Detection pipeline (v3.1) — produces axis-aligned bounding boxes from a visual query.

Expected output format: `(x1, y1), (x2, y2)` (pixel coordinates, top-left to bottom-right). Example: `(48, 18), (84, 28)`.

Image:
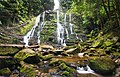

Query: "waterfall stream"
(23, 0), (79, 47)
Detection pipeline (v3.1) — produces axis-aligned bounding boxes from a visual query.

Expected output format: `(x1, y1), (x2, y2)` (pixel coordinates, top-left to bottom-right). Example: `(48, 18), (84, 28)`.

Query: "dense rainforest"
(0, 0), (120, 77)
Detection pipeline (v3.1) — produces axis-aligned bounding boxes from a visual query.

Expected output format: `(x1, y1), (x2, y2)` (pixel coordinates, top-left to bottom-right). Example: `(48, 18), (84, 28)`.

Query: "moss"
(0, 58), (20, 70)
(49, 60), (65, 66)
(39, 54), (52, 61)
(59, 63), (67, 70)
(89, 57), (116, 75)
(14, 49), (36, 60)
(20, 63), (37, 77)
(62, 71), (73, 77)
(59, 63), (76, 73)
(0, 68), (11, 76)
(0, 47), (20, 56)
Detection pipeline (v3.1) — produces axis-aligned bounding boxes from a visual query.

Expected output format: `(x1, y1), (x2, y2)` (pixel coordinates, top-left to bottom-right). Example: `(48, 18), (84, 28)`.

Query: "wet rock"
(36, 47), (42, 52)
(65, 48), (77, 54)
(89, 57), (116, 75)
(14, 48), (36, 60)
(62, 46), (76, 50)
(19, 61), (38, 77)
(0, 68), (11, 76)
(10, 74), (19, 77)
(53, 49), (64, 55)
(116, 67), (120, 77)
(78, 53), (84, 57)
(40, 44), (54, 50)
(48, 69), (57, 75)
(40, 73), (51, 77)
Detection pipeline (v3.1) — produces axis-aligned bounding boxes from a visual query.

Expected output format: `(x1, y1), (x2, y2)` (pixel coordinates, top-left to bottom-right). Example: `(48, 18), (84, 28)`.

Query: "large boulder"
(19, 61), (38, 77)
(0, 58), (20, 70)
(0, 68), (11, 76)
(14, 48), (36, 60)
(89, 57), (116, 75)
(0, 47), (20, 56)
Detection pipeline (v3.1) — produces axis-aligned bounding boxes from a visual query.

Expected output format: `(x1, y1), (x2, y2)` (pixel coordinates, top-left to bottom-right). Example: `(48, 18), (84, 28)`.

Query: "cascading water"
(64, 13), (69, 39)
(77, 65), (94, 74)
(37, 12), (46, 45)
(23, 14), (41, 47)
(54, 0), (66, 46)
(53, 0), (61, 11)
(23, 0), (79, 47)
(23, 12), (45, 47)
(69, 13), (74, 34)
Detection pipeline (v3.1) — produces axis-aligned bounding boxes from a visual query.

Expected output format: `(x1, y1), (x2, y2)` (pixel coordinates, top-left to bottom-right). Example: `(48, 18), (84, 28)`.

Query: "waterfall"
(23, 12), (46, 47)
(53, 0), (61, 11)
(37, 12), (45, 44)
(69, 13), (74, 34)
(64, 13), (69, 39)
(23, 14), (41, 47)
(54, 0), (66, 46)
(23, 0), (80, 47)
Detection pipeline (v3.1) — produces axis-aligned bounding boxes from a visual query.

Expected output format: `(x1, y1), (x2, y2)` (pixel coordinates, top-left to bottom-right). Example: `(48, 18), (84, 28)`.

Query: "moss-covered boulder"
(38, 54), (52, 61)
(14, 48), (36, 60)
(0, 68), (11, 76)
(0, 58), (20, 70)
(0, 47), (20, 56)
(89, 57), (116, 75)
(20, 61), (38, 77)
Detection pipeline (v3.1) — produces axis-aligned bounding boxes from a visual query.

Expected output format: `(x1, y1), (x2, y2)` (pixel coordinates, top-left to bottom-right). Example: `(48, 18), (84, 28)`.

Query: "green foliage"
(68, 0), (120, 34)
(0, 0), (53, 26)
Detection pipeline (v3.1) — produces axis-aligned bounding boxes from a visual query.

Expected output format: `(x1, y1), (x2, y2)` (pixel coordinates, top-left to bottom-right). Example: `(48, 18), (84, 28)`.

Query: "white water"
(37, 12), (45, 44)
(54, 0), (66, 46)
(23, 12), (46, 47)
(23, 14), (41, 47)
(64, 13), (69, 39)
(53, 0), (61, 11)
(69, 13), (74, 34)
(77, 65), (94, 74)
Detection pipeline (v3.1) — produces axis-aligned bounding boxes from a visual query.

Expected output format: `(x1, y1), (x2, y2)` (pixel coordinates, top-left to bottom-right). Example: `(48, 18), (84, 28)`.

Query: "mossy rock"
(20, 61), (37, 77)
(89, 57), (116, 75)
(59, 63), (76, 72)
(0, 47), (20, 56)
(0, 58), (20, 70)
(14, 48), (36, 60)
(62, 71), (73, 77)
(38, 54), (52, 61)
(49, 60), (66, 67)
(0, 68), (11, 76)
